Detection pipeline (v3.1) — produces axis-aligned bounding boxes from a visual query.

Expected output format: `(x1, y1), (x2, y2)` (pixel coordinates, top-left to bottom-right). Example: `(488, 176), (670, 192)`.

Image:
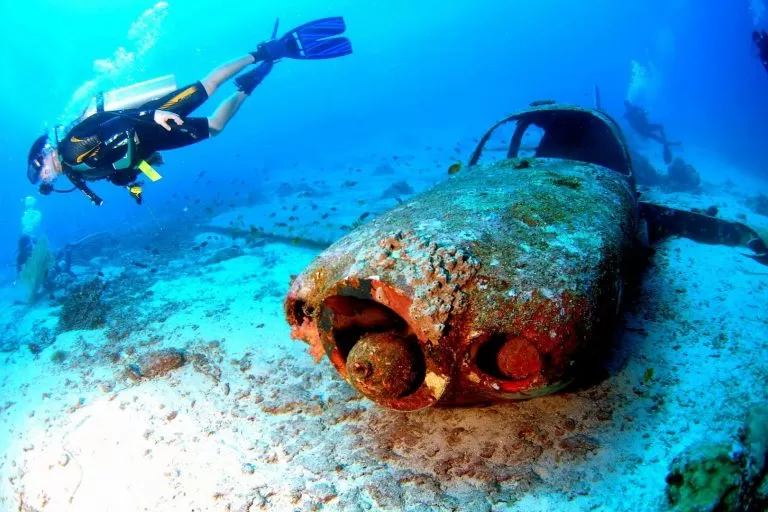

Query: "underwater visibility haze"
(0, 0), (768, 510)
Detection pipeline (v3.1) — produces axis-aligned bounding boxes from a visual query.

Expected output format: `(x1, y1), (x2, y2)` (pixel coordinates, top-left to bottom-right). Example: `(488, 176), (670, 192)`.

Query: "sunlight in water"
(751, 0), (766, 25)
(57, 1), (170, 131)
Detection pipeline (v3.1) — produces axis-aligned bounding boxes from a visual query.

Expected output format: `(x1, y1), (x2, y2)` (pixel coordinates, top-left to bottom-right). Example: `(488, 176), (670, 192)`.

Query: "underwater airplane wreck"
(285, 102), (768, 411)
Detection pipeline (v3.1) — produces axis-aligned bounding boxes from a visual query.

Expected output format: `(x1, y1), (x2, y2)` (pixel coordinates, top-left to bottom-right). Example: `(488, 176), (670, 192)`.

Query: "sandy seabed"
(1, 148), (767, 512)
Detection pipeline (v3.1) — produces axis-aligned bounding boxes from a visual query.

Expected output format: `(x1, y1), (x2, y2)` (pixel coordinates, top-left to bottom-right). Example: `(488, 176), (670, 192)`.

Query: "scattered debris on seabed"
(0, 149), (767, 511)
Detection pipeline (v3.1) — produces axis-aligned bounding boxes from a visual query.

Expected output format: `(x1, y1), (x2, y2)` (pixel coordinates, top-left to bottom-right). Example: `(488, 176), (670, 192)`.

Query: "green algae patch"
(551, 176), (584, 189)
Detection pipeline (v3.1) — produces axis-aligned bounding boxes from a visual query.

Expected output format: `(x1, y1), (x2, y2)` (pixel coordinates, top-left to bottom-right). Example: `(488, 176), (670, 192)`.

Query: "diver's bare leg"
(200, 55), (256, 96)
(208, 92), (248, 136)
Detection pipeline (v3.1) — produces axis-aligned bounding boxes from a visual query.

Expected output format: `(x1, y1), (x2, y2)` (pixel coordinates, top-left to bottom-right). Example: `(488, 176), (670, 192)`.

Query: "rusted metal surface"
(284, 103), (768, 411)
(286, 106), (639, 411)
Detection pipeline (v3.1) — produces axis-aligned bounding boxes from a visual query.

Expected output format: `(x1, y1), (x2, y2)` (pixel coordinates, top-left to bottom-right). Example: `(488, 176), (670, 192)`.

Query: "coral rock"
(127, 348), (185, 380)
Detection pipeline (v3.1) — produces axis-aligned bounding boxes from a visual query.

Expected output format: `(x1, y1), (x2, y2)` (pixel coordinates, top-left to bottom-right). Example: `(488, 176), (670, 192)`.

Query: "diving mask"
(26, 134), (61, 185)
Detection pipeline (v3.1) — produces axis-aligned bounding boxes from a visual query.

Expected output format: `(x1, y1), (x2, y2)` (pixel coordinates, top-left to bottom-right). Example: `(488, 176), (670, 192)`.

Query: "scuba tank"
(80, 75), (177, 119)
(55, 76), (176, 206)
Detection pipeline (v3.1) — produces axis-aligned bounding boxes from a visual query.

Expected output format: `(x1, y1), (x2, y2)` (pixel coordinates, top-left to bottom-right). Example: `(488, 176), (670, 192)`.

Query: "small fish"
(359, 212), (370, 221)
(321, 213), (330, 219)
(200, 241), (208, 248)
(276, 222), (288, 227)
(448, 162), (462, 175)
(132, 261), (149, 268)
(643, 367), (654, 383)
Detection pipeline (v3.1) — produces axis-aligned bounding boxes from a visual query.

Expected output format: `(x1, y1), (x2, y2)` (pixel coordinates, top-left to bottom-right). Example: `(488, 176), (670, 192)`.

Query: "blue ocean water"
(1, 0), (766, 266)
(1, 1), (768, 510)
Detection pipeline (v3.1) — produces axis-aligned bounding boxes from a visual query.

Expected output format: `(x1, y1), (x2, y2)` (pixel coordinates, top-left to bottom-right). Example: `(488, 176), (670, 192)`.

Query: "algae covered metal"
(284, 102), (767, 411)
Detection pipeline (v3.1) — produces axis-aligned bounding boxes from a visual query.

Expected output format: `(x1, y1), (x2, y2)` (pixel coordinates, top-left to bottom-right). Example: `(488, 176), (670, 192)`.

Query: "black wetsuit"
(623, 101), (668, 144)
(623, 100), (679, 164)
(58, 82), (210, 187)
(754, 31), (768, 75)
(16, 235), (34, 273)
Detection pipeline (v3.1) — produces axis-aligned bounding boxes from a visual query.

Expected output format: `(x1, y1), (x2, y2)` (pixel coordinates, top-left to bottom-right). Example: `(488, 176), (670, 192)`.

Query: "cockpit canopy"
(468, 103), (633, 177)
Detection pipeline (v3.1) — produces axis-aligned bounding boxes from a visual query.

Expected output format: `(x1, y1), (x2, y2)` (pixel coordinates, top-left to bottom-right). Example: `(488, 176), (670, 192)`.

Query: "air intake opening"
(323, 295), (426, 400)
(475, 333), (542, 381)
(324, 296), (410, 360)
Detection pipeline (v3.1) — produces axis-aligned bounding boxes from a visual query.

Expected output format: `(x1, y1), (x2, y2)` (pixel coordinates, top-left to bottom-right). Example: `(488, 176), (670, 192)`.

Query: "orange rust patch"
(330, 349), (346, 373)
(291, 318), (325, 363)
(370, 280), (413, 321)
(520, 290), (589, 357)
(496, 336), (542, 380)
(496, 375), (539, 393)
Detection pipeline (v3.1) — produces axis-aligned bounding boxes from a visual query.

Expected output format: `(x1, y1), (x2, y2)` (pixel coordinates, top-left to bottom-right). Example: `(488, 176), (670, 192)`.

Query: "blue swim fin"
(257, 17), (352, 61)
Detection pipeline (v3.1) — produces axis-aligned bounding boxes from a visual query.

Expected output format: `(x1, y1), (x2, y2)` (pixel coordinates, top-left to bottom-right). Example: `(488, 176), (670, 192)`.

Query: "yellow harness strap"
(137, 160), (162, 182)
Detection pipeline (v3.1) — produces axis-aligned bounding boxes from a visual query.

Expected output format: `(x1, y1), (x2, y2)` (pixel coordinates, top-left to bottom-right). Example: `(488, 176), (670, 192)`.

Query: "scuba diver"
(753, 31), (768, 76)
(16, 235), (35, 274)
(623, 100), (680, 164)
(26, 17), (352, 206)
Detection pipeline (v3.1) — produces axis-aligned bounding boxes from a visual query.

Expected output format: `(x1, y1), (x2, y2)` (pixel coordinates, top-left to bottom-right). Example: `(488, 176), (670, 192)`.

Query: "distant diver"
(16, 235), (35, 274)
(26, 17), (352, 206)
(623, 100), (680, 164)
(753, 30), (768, 76)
